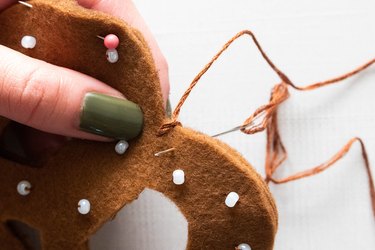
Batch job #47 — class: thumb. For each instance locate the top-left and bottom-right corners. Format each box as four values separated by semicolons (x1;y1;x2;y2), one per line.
0;0;15;10
0;46;143;141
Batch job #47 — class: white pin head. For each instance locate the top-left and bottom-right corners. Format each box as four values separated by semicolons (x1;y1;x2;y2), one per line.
237;243;251;250
106;49;119;63
21;35;36;49
78;199;91;215
225;192;239;208
172;169;185;185
17;180;31;196
115;140;129;155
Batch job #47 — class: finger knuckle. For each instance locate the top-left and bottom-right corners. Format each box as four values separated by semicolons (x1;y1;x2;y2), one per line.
1;60;64;126
19;66;47;124
19;65;64;127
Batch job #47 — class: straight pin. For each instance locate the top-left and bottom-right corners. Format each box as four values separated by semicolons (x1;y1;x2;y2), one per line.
154;147;176;157
18;1;33;8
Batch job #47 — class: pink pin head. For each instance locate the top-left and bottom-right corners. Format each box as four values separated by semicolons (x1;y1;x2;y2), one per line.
104;34;120;49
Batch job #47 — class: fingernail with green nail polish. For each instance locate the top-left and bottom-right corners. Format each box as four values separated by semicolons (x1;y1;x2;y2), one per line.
79;93;143;140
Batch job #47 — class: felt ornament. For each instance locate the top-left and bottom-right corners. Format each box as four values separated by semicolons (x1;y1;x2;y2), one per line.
0;1;277;249
0;1;374;250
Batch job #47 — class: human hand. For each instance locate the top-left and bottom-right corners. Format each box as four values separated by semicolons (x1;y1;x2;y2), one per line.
0;0;169;163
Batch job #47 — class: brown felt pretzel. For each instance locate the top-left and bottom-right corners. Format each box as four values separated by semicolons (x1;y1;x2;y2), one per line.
0;0;277;249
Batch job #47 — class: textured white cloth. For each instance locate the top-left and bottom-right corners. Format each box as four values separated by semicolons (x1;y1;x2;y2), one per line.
91;0;375;249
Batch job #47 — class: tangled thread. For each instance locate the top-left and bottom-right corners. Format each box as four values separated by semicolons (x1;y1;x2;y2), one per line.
157;30;375;216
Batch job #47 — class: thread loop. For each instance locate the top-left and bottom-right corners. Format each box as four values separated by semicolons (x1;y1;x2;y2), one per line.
158;29;375;217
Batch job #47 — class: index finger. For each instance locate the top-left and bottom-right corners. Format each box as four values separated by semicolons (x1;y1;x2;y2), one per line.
77;0;170;106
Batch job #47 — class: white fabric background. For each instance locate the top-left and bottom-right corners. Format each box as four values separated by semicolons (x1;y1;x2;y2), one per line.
91;0;375;249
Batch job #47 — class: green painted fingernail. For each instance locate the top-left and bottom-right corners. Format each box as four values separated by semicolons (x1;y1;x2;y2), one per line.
80;93;143;140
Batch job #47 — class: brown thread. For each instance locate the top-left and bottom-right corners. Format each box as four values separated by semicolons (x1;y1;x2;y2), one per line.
157;30;292;136
158;30;375;216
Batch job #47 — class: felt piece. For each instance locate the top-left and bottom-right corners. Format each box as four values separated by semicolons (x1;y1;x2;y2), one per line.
0;0;277;249
0;223;24;250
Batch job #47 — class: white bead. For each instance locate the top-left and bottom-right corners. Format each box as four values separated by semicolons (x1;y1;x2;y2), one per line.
78;199;91;215
115;140;129;155
172;169;185;185
237;243;251;250
17;180;31;196
225;192;239;208
21;35;36;49
106;48;119;63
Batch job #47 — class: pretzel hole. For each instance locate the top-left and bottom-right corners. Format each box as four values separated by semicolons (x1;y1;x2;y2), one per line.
90;189;188;250
6;220;41;250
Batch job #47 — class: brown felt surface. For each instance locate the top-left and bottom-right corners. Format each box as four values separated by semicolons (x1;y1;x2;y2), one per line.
0;0;278;249
0;223;24;250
